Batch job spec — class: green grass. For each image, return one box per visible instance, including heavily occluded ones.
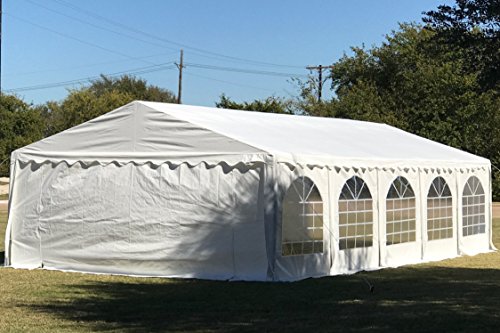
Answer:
[0,207,499,332]
[0,193,8,200]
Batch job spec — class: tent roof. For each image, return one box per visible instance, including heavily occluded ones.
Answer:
[14,100,489,168]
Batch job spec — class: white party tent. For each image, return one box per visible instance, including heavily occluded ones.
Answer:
[4,101,494,281]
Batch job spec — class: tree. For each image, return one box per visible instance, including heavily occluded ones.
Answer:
[215,94,294,114]
[290,77,337,117]
[44,75,176,136]
[89,75,176,101]
[0,95,44,176]
[423,0,500,90]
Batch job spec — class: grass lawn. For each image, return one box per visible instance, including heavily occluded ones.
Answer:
[0,207,499,332]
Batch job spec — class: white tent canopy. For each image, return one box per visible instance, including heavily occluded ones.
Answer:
[5,101,493,281]
[13,101,489,167]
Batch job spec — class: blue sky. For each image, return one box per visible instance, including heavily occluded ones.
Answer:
[3,0,453,106]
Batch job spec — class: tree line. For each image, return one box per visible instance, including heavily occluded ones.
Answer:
[1,0,498,198]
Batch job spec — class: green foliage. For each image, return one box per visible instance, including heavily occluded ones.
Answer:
[89,75,176,102]
[216,94,294,114]
[421,0,500,198]
[290,77,337,117]
[0,95,44,176]
[423,0,500,90]
[44,75,176,136]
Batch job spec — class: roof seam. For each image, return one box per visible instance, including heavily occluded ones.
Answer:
[139,102,271,155]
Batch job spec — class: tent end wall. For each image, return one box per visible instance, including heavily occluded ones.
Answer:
[6,160,270,281]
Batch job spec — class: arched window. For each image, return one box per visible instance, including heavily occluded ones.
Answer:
[282,177,323,256]
[462,176,486,236]
[339,176,373,250]
[427,176,453,240]
[386,176,416,245]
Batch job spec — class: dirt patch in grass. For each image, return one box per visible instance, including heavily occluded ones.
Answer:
[493,202,500,219]
[0,210,6,253]
[0,177,8,198]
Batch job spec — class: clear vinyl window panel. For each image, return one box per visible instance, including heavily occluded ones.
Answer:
[282,177,323,256]
[427,176,453,241]
[462,176,486,236]
[386,176,416,245]
[338,176,373,250]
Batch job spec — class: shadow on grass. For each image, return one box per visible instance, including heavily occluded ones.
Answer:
[26,266,500,332]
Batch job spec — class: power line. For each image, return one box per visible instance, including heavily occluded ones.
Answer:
[5,63,176,93]
[4,60,305,94]
[23,0,178,51]
[5,12,157,65]
[186,63,308,78]
[184,71,278,93]
[14,1,307,81]
[4,51,179,77]
[49,0,305,69]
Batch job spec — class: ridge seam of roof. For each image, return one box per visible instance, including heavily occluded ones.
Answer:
[138,101,271,156]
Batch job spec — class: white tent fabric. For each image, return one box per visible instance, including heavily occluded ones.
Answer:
[5,101,494,281]
[13,101,488,167]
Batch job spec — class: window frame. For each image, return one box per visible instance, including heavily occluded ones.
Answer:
[462,176,486,237]
[386,176,417,246]
[426,176,454,241]
[338,176,374,250]
[281,176,324,257]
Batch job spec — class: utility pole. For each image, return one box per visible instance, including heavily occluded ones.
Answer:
[0,0,3,94]
[306,64,334,102]
[175,49,184,104]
